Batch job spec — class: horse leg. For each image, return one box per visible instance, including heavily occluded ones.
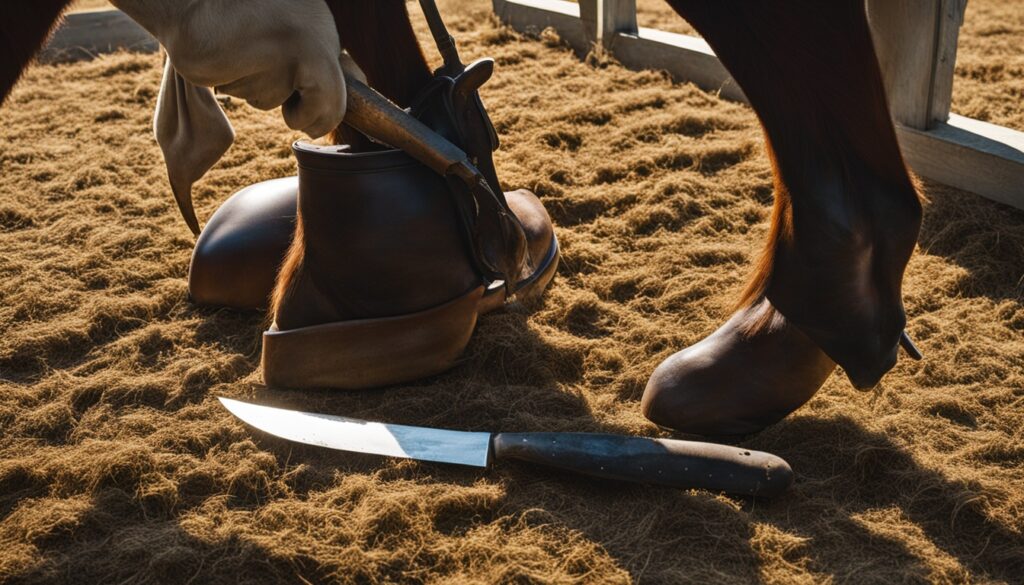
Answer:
[0,1,72,106]
[643,0,922,434]
[323,0,434,147]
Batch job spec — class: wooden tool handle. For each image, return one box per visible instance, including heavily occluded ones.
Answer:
[343,76,468,175]
[492,432,793,498]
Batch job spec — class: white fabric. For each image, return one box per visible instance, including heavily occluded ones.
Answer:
[152,58,234,235]
[110,0,364,234]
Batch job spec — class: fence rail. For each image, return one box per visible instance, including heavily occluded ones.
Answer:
[493,0,1024,209]
[39,4,1023,209]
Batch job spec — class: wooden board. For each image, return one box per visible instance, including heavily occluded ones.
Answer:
[612,28,746,103]
[930,0,969,127]
[866,0,967,130]
[494,0,1022,209]
[39,9,158,64]
[580,0,638,46]
[492,0,591,57]
[897,115,1024,210]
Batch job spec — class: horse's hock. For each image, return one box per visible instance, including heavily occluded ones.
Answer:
[492,0,1024,210]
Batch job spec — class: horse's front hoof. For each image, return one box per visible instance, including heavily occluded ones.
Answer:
[641,299,836,436]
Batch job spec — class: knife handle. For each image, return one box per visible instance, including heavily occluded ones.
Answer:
[491,432,793,498]
[343,76,468,176]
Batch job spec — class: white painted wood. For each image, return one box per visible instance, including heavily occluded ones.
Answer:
[867,0,967,130]
[492,0,590,56]
[39,8,158,64]
[612,28,746,102]
[896,115,1024,209]
[577,0,599,46]
[930,0,969,125]
[866,0,940,129]
[571,0,637,48]
[602,0,638,39]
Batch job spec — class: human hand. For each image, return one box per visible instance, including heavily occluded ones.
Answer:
[114,0,358,137]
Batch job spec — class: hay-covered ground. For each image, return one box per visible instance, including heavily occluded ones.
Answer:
[69,0,111,11]
[607,0,1024,131]
[2,1,1022,583]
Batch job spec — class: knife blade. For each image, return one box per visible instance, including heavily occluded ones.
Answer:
[219,397,793,498]
[220,397,492,467]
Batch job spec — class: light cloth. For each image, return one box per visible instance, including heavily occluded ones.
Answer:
[110,0,363,234]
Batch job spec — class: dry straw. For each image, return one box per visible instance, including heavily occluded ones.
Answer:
[1,0,1022,583]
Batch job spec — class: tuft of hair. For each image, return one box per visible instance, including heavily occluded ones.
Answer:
[734,139,793,335]
[269,218,308,328]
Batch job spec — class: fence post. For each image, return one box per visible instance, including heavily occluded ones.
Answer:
[929,0,969,126]
[867,0,967,130]
[602,0,638,45]
[580,0,637,49]
[578,0,599,45]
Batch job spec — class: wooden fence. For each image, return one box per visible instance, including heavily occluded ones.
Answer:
[39,3,1022,209]
[493,0,1024,209]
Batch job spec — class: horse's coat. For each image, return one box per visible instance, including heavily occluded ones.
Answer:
[641,0,923,433]
[666,0,922,388]
[0,0,70,106]
[324,0,435,145]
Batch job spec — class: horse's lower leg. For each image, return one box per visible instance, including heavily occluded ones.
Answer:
[644,0,922,433]
[680,0,921,384]
[324,0,433,147]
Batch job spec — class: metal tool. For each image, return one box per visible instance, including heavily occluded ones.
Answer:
[219,397,794,498]
[342,76,529,291]
[337,0,522,290]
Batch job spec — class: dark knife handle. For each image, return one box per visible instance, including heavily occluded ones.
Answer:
[492,432,793,498]
[343,76,468,176]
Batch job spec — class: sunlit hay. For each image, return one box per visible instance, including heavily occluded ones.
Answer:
[629,0,1024,133]
[0,0,1022,582]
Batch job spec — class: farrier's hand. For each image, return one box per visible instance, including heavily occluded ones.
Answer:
[111,0,357,138]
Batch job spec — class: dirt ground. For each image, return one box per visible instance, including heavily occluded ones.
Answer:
[1,1,1022,583]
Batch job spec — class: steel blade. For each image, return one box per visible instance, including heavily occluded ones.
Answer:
[219,398,492,468]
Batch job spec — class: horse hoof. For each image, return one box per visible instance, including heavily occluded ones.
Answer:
[641,299,836,436]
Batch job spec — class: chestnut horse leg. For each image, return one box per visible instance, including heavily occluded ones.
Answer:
[323,0,434,147]
[643,0,922,434]
[0,1,72,106]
